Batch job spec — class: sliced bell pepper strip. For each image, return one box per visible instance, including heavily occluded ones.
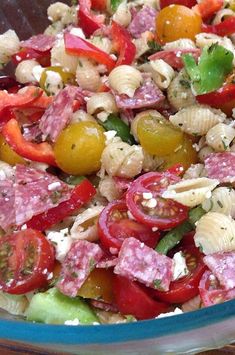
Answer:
[202,17,235,37]
[12,48,51,67]
[91,0,106,11]
[1,119,56,166]
[26,179,96,231]
[111,21,136,66]
[64,33,116,72]
[193,0,223,20]
[196,83,235,116]
[183,43,234,94]
[78,0,105,37]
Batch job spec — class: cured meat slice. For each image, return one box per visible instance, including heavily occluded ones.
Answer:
[14,165,71,225]
[90,299,118,313]
[96,256,118,269]
[205,152,235,183]
[20,34,55,52]
[39,86,83,142]
[149,49,201,69]
[128,6,157,39]
[23,123,43,142]
[114,237,173,291]
[0,180,15,231]
[57,240,104,297]
[114,78,165,110]
[203,252,235,290]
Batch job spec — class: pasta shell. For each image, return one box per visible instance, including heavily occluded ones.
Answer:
[87,92,118,115]
[149,59,175,89]
[206,123,235,151]
[202,187,235,218]
[15,60,39,84]
[169,105,226,136]
[76,58,101,91]
[108,65,143,97]
[198,145,215,162]
[89,36,112,54]
[51,38,79,74]
[71,110,96,123]
[47,2,70,22]
[0,30,20,69]
[183,164,206,179]
[113,2,132,27]
[167,69,196,110]
[163,38,196,50]
[0,292,28,316]
[162,177,219,207]
[98,175,121,202]
[194,212,235,254]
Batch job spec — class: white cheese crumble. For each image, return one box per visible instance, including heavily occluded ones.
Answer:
[142,192,153,200]
[46,228,72,262]
[48,181,61,191]
[156,307,183,319]
[141,198,157,208]
[64,318,80,326]
[172,251,189,281]
[70,27,85,39]
[104,130,117,145]
[44,70,63,95]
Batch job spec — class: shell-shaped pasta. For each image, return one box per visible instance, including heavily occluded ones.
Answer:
[98,175,121,202]
[87,92,118,115]
[0,30,20,69]
[101,142,144,178]
[183,163,206,179]
[61,6,77,26]
[70,205,104,242]
[133,31,152,59]
[212,9,234,25]
[71,110,96,123]
[0,292,28,316]
[142,150,164,172]
[131,110,164,141]
[194,212,235,254]
[47,2,70,22]
[108,65,143,97]
[195,33,235,62]
[198,145,215,162]
[89,36,112,54]
[206,123,235,152]
[113,2,132,27]
[169,105,226,136]
[202,187,235,218]
[51,38,79,74]
[15,60,39,84]
[146,59,175,89]
[163,38,196,51]
[76,58,101,91]
[167,69,196,110]
[162,177,219,207]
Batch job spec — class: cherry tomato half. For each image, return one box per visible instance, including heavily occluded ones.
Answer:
[153,245,206,304]
[113,275,169,320]
[126,172,188,230]
[199,270,235,307]
[0,229,55,294]
[98,200,161,253]
[160,0,197,8]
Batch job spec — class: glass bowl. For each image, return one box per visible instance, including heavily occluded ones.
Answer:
[0,1,235,354]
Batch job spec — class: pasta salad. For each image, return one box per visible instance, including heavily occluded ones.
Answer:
[0,0,235,325]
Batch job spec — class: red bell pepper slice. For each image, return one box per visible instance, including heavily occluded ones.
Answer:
[12,48,51,67]
[64,32,116,72]
[78,0,105,37]
[196,83,235,116]
[202,17,235,37]
[193,0,223,20]
[111,21,136,66]
[1,119,56,166]
[26,179,96,231]
[91,0,106,11]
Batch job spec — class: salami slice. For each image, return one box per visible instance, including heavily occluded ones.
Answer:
[20,34,55,52]
[39,86,83,142]
[23,123,43,142]
[149,49,201,69]
[14,165,71,225]
[114,78,165,110]
[90,299,118,313]
[204,252,235,290]
[96,256,118,268]
[57,240,104,297]
[128,6,157,39]
[114,237,173,291]
[205,152,235,183]
[0,180,15,231]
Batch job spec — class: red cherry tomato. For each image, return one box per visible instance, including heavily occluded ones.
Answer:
[160,0,196,8]
[152,246,206,304]
[113,275,169,320]
[125,172,188,230]
[98,200,161,253]
[0,229,55,294]
[199,270,235,307]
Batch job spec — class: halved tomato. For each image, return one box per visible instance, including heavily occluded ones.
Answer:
[0,229,55,294]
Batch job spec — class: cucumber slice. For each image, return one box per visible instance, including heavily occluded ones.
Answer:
[25,288,99,325]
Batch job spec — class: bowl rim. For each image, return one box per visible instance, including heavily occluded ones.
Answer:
[0,299,235,345]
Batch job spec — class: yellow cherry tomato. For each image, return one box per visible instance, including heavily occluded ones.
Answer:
[40,66,75,94]
[54,121,105,175]
[160,134,198,171]
[156,5,202,43]
[77,268,114,303]
[0,134,25,166]
[137,114,184,156]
